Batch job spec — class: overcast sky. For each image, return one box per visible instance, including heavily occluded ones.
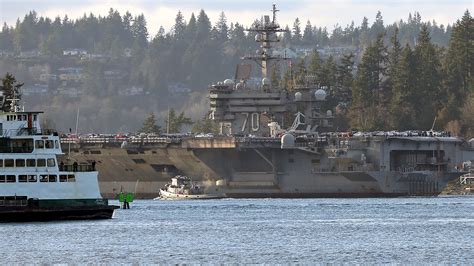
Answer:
[0,0,471,36]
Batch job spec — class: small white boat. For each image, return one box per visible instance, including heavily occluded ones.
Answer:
[155,176,224,200]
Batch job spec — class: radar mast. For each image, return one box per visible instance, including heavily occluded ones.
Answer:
[244,4,289,80]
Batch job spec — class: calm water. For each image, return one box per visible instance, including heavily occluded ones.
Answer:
[1,197,473,264]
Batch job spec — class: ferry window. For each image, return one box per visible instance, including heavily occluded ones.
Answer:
[4,159,14,167]
[55,140,59,149]
[33,114,37,121]
[26,159,35,167]
[40,175,48,182]
[59,175,68,182]
[28,175,37,182]
[0,175,5,182]
[47,158,56,167]
[0,159,3,167]
[68,174,76,182]
[49,175,57,182]
[11,139,34,153]
[15,159,25,167]
[35,140,44,149]
[6,175,15,182]
[19,175,27,182]
[18,115,22,121]
[37,159,46,167]
[45,140,54,149]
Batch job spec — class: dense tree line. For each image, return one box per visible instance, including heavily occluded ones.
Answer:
[0,9,453,91]
[0,8,471,137]
[277,11,472,136]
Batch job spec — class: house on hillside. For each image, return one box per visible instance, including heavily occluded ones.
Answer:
[18,50,41,58]
[119,86,145,96]
[272,48,297,59]
[63,48,88,56]
[21,83,48,96]
[58,67,84,82]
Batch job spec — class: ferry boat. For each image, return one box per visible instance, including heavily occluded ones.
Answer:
[157,175,224,200]
[0,87,118,222]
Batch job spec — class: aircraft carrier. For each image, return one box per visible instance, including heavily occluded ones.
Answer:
[62,5,474,198]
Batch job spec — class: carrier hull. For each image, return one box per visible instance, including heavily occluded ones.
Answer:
[63,135,470,198]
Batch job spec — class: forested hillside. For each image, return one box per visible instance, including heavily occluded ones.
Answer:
[0,8,472,136]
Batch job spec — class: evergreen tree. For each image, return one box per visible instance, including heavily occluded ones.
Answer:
[308,49,322,83]
[165,108,192,133]
[389,44,417,129]
[302,20,313,44]
[335,53,354,105]
[192,115,219,133]
[0,23,14,51]
[359,16,369,48]
[173,11,186,39]
[414,24,442,129]
[215,11,229,42]
[196,9,211,42]
[184,13,197,41]
[438,10,473,128]
[349,33,387,130]
[292,18,302,43]
[139,112,161,134]
[0,73,23,112]
[131,14,148,48]
[294,58,306,86]
[370,11,384,39]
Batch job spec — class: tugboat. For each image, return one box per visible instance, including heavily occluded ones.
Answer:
[157,175,224,200]
[0,76,118,222]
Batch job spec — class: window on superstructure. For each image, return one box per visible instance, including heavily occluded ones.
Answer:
[35,140,44,149]
[55,140,59,149]
[15,159,25,167]
[49,175,57,182]
[33,115,37,121]
[26,159,35,167]
[45,140,54,149]
[0,159,3,167]
[47,158,55,167]
[40,175,48,182]
[19,175,27,182]
[68,174,76,182]
[28,175,37,182]
[0,175,5,182]
[4,159,14,167]
[37,159,46,167]
[18,115,22,121]
[6,175,15,182]
[11,139,34,153]
[59,175,67,182]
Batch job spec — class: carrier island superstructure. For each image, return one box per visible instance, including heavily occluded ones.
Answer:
[64,5,474,198]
